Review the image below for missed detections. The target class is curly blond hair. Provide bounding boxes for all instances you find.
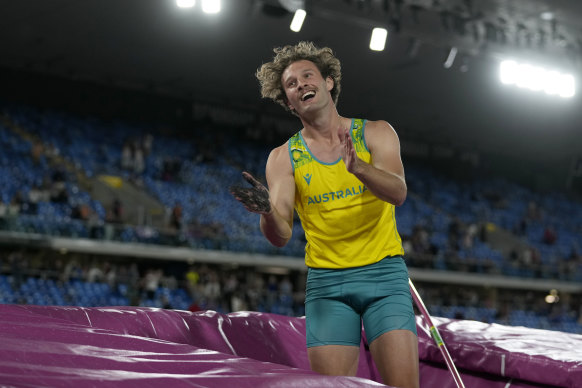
[256,41,342,114]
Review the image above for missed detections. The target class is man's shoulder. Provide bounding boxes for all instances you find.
[267,141,293,171]
[359,120,399,153]
[270,140,291,156]
[362,119,392,130]
[362,119,397,138]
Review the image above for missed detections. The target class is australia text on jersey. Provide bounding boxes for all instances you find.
[307,185,368,205]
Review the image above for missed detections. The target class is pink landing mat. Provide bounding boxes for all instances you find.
[0,304,580,387]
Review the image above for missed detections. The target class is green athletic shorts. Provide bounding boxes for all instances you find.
[305,256,417,348]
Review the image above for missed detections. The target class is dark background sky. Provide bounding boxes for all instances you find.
[1,0,581,191]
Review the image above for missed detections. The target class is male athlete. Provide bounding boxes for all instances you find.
[230,41,419,388]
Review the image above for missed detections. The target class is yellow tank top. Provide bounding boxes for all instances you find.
[289,118,404,269]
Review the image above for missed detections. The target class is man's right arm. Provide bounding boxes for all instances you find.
[260,143,295,247]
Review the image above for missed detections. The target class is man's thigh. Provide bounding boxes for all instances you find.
[369,329,419,388]
[305,296,361,347]
[307,344,360,376]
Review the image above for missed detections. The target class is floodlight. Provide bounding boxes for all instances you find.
[370,28,388,51]
[558,74,575,98]
[176,0,195,8]
[443,47,458,69]
[499,60,518,84]
[499,59,575,98]
[290,9,306,32]
[202,0,220,14]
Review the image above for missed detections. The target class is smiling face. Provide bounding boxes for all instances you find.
[281,59,334,116]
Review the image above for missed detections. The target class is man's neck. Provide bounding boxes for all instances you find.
[300,108,349,144]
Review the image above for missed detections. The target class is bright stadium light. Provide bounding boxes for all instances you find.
[499,60,576,98]
[176,0,195,8]
[290,9,306,32]
[370,28,388,51]
[525,65,546,91]
[559,74,575,98]
[443,47,458,69]
[499,60,518,84]
[202,0,220,14]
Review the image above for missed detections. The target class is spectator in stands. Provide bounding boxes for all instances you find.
[223,272,239,311]
[106,198,124,224]
[10,192,24,211]
[142,133,154,157]
[86,261,105,283]
[188,301,202,312]
[185,265,201,301]
[0,201,7,228]
[104,262,117,289]
[88,210,104,239]
[568,247,582,275]
[25,185,47,215]
[133,142,145,176]
[463,222,478,249]
[230,42,418,387]
[162,157,182,182]
[121,140,133,171]
[202,271,221,310]
[543,226,557,245]
[51,168,66,183]
[448,217,462,250]
[50,169,68,203]
[279,275,293,296]
[411,225,430,255]
[265,274,278,308]
[72,203,91,221]
[162,296,173,309]
[479,222,489,242]
[527,200,541,220]
[454,311,465,320]
[142,268,162,300]
[245,272,264,312]
[31,141,43,165]
[71,202,103,238]
[4,195,22,230]
[230,290,247,312]
[170,202,183,232]
[62,259,83,283]
[126,263,141,305]
[0,196,21,229]
[9,250,25,289]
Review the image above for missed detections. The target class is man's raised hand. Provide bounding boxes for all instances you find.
[338,126,361,174]
[229,172,272,214]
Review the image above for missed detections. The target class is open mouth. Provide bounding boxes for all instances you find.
[301,91,316,101]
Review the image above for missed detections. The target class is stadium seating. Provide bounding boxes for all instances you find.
[1,102,581,333]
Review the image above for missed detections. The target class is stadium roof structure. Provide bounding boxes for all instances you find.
[1,0,581,168]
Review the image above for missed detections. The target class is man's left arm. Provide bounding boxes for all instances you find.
[338,120,407,206]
